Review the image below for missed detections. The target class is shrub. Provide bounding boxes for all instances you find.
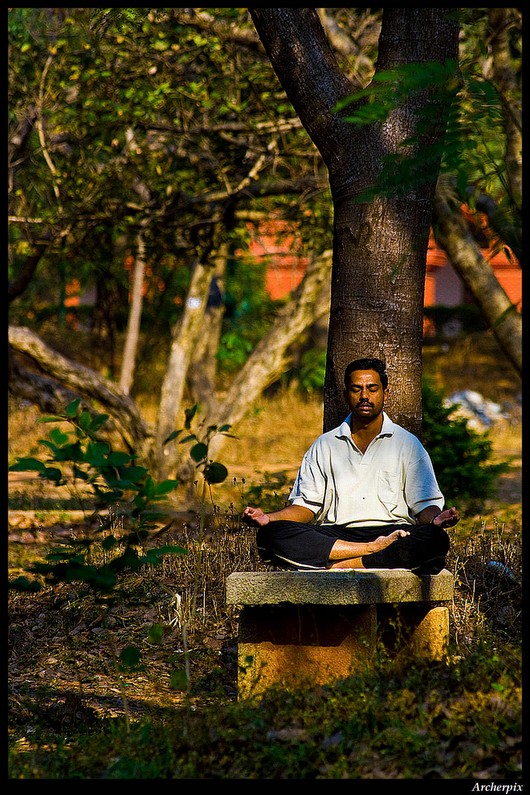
[421,379,509,510]
[8,399,187,595]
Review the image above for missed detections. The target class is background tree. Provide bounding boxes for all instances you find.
[8,7,333,474]
[433,7,521,374]
[8,8,521,479]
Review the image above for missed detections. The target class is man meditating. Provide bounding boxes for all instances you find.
[243,357,459,574]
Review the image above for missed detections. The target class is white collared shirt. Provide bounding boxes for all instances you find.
[288,411,444,526]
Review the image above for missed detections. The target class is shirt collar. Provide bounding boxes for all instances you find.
[337,411,394,438]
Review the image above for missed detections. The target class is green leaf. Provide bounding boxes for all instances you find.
[154,479,180,495]
[9,457,46,473]
[101,535,118,550]
[179,434,197,445]
[190,442,208,462]
[163,430,182,444]
[72,464,89,480]
[141,475,156,499]
[110,547,141,573]
[148,623,165,643]
[77,410,93,432]
[121,465,148,482]
[65,399,81,417]
[142,545,188,564]
[85,441,111,466]
[89,412,110,432]
[119,646,142,667]
[8,576,42,592]
[184,404,198,429]
[203,461,228,485]
[170,669,189,691]
[107,451,133,466]
[48,427,71,446]
[41,466,64,483]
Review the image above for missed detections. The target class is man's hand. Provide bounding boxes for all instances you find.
[242,506,270,527]
[371,527,410,552]
[432,506,459,528]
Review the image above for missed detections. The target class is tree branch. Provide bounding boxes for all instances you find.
[432,184,522,375]
[8,326,153,452]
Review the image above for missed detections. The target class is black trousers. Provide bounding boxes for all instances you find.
[256,521,450,571]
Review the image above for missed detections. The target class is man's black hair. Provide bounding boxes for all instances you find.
[344,358,388,389]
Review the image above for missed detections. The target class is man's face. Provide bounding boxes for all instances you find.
[344,369,387,421]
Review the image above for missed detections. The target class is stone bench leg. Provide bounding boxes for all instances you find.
[377,604,450,663]
[237,604,376,698]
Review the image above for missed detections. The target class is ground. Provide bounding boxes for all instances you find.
[8,381,522,730]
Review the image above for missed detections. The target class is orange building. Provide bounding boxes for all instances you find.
[248,215,521,314]
[63,211,520,334]
[246,219,310,301]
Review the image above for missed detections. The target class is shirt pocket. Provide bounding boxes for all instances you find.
[377,470,400,511]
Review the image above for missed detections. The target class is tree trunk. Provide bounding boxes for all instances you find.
[119,230,146,395]
[432,186,522,375]
[154,259,216,478]
[250,8,459,436]
[187,245,227,416]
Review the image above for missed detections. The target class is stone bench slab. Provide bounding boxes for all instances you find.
[227,568,454,607]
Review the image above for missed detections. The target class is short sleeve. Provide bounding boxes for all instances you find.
[289,453,326,514]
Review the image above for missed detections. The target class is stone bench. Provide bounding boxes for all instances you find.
[226,568,454,698]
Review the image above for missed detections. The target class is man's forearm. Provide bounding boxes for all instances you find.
[417,505,460,528]
[266,504,315,523]
[416,506,441,525]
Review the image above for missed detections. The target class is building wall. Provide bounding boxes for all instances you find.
[254,219,521,311]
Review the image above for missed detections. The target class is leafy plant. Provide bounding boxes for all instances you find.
[285,348,327,395]
[422,379,510,510]
[163,403,234,497]
[7,399,196,723]
[163,403,236,637]
[8,399,186,594]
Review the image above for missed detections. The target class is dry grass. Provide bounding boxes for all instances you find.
[8,330,522,515]
[422,332,522,406]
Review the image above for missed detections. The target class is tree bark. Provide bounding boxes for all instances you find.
[250,8,459,436]
[187,246,227,417]
[154,259,216,478]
